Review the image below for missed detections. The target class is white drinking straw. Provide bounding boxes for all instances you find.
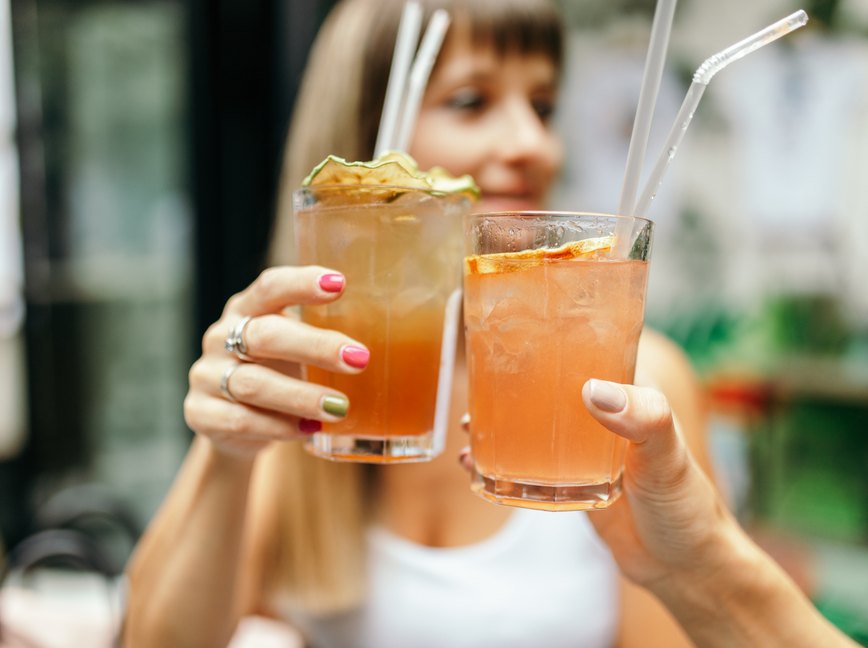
[374,1,423,158]
[633,9,808,217]
[617,0,678,218]
[395,9,451,153]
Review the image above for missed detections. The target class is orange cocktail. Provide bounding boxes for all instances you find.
[464,212,653,510]
[294,184,468,462]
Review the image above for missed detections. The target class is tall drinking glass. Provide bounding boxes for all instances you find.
[463,212,653,510]
[293,185,469,462]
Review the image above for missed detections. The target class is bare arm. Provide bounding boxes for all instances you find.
[124,439,257,647]
[123,266,368,647]
[653,520,854,648]
[584,379,856,648]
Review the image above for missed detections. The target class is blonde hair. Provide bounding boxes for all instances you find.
[270,0,564,263]
[260,0,564,615]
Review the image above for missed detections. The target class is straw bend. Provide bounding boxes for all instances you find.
[633,9,809,217]
[693,9,808,85]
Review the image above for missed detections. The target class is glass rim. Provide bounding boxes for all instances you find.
[467,210,653,226]
[293,184,474,201]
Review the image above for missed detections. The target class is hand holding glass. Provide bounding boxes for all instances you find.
[464,212,653,510]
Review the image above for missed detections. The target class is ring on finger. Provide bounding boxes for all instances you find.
[220,362,242,403]
[225,315,254,360]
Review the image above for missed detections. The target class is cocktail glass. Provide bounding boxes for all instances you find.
[464,211,653,510]
[293,185,469,462]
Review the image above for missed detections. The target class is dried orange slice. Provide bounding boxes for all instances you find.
[465,236,614,275]
[303,151,480,200]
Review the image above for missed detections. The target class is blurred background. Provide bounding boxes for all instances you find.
[0,0,866,645]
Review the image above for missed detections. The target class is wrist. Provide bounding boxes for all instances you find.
[201,437,260,475]
[648,513,766,642]
[651,518,841,648]
[199,426,271,463]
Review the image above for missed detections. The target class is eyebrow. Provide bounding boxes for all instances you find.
[435,65,557,91]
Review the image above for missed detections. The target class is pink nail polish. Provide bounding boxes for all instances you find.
[318,273,345,293]
[299,418,322,434]
[341,345,370,369]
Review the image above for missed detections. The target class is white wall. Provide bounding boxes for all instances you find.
[554,1,868,331]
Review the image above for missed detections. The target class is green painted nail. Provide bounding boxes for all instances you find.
[322,395,349,417]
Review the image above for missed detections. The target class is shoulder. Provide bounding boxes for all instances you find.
[636,328,702,419]
[636,328,692,382]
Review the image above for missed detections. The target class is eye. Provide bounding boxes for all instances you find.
[446,88,487,113]
[531,97,556,123]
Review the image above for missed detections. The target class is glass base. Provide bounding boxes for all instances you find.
[304,432,438,463]
[471,467,623,511]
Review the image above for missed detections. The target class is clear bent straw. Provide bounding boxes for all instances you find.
[374,1,423,158]
[617,0,679,218]
[633,9,809,217]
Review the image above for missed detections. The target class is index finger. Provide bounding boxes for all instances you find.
[226,266,345,317]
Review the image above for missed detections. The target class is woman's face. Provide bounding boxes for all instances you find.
[410,29,563,213]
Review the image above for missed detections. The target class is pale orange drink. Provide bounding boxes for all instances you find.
[294,153,476,462]
[464,212,653,510]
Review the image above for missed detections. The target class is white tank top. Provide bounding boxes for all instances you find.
[280,509,620,648]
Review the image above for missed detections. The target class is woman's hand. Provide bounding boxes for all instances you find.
[582,386,859,647]
[580,379,735,589]
[458,380,733,587]
[183,266,370,460]
[461,381,856,646]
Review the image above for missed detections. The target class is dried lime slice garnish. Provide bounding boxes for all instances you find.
[465,236,615,275]
[303,151,480,200]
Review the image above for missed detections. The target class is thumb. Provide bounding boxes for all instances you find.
[583,380,728,583]
[582,379,689,491]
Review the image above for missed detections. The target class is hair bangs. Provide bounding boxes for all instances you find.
[446,0,563,67]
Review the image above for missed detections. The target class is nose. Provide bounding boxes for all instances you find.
[496,98,562,171]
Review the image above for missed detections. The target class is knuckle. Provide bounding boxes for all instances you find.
[182,393,199,429]
[311,332,345,363]
[223,293,243,315]
[188,359,207,386]
[254,267,281,298]
[643,390,673,430]
[668,454,693,489]
[228,366,257,401]
[226,408,254,437]
[202,322,224,351]
[247,316,276,353]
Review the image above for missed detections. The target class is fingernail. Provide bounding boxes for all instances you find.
[588,379,627,413]
[299,418,322,434]
[318,273,345,293]
[322,395,349,417]
[341,345,370,369]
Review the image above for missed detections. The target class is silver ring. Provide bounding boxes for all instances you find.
[220,362,242,403]
[224,315,253,360]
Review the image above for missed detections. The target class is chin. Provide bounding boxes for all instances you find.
[473,197,544,213]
